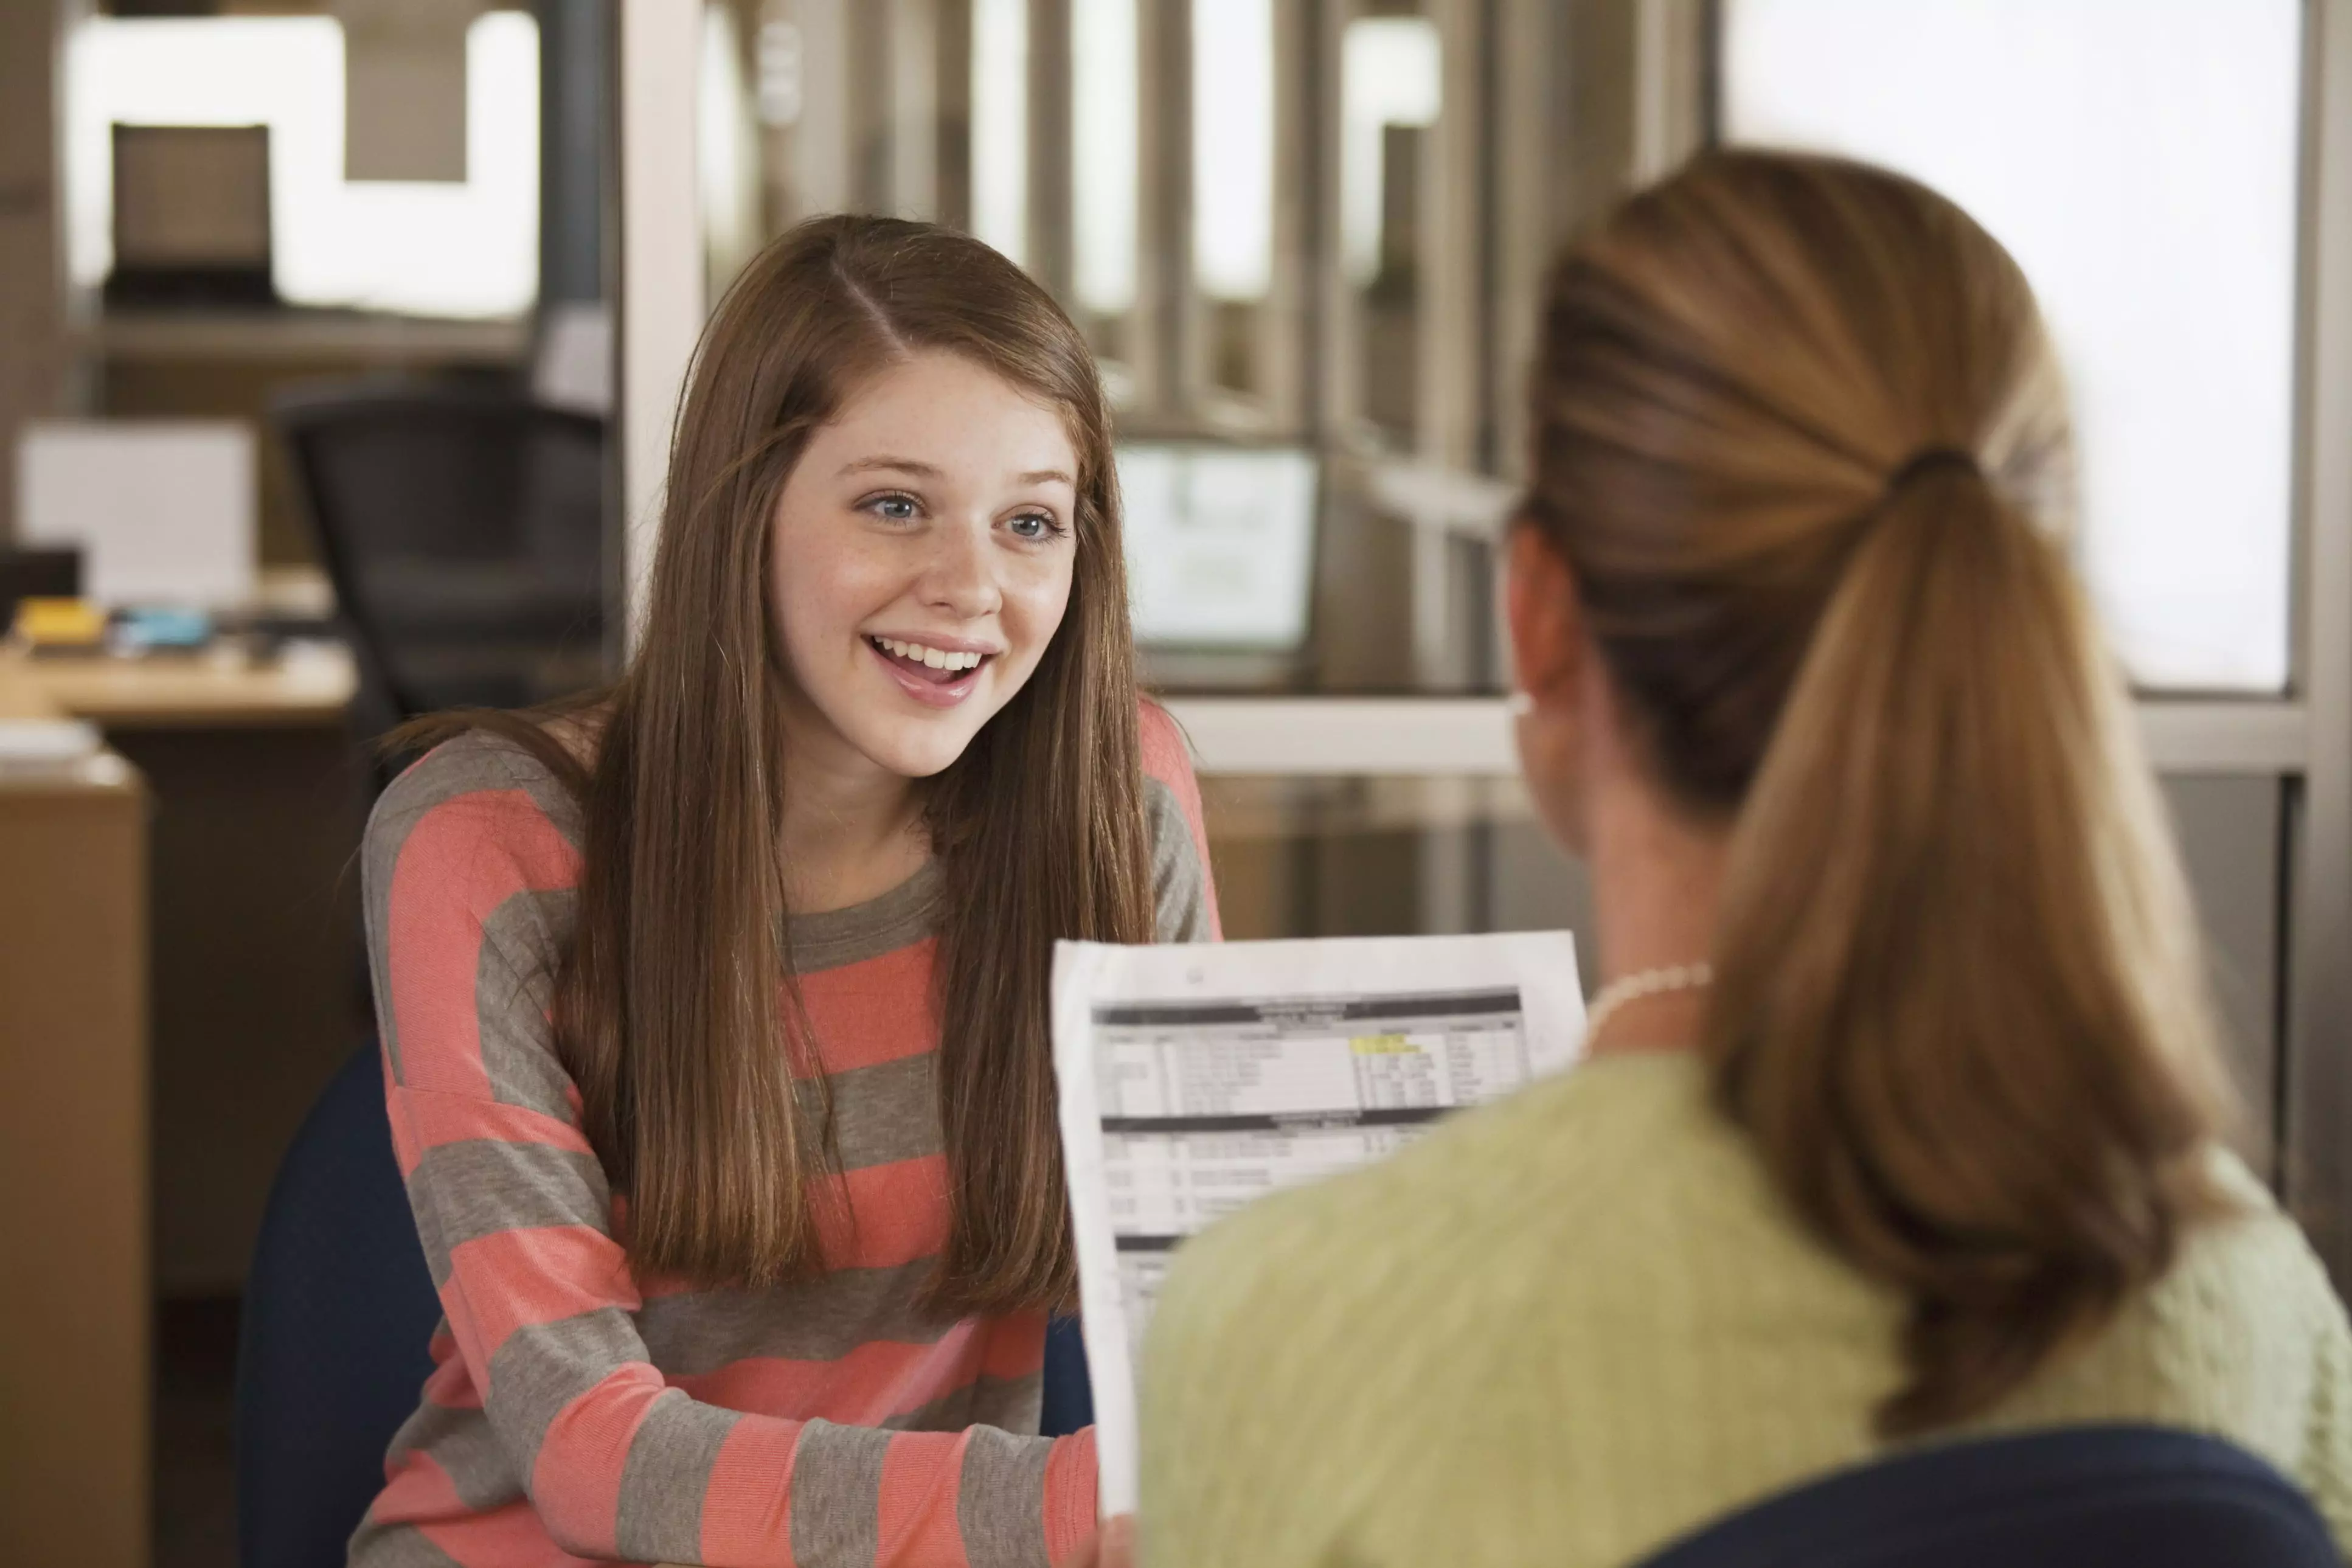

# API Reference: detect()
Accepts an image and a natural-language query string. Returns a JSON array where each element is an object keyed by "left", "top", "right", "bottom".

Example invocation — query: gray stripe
[
  {"left": 636, "top": 1259, "right": 956, "bottom": 1376},
  {"left": 881, "top": 1372, "right": 1044, "bottom": 1436},
  {"left": 408, "top": 1140, "right": 610, "bottom": 1286},
  {"left": 787, "top": 861, "right": 943, "bottom": 973},
  {"left": 384, "top": 1398, "right": 521, "bottom": 1511},
  {"left": 614, "top": 1394, "right": 739, "bottom": 1562},
  {"left": 348, "top": 1521, "right": 471, "bottom": 1568},
  {"left": 473, "top": 890, "right": 582, "bottom": 1119},
  {"left": 1145, "top": 777, "right": 1212, "bottom": 944},
  {"left": 364, "top": 732, "right": 584, "bottom": 1086},
  {"left": 954, "top": 1426, "right": 1054, "bottom": 1568},
  {"left": 828, "top": 1052, "right": 942, "bottom": 1172},
  {"left": 482, "top": 1308, "right": 647, "bottom": 1468},
  {"left": 788, "top": 1420, "right": 894, "bottom": 1568}
]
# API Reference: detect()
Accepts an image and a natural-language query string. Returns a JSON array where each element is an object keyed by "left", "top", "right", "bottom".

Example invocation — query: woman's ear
[{"left": 1506, "top": 523, "right": 1585, "bottom": 710}]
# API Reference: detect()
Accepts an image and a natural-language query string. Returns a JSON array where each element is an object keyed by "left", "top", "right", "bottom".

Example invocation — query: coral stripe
[
  {"left": 979, "top": 1313, "right": 1047, "bottom": 1381},
  {"left": 373, "top": 1447, "right": 467, "bottom": 1522},
  {"left": 798, "top": 941, "right": 943, "bottom": 1072},
  {"left": 1041, "top": 1429, "right": 1101, "bottom": 1568},
  {"left": 701, "top": 1418, "right": 803, "bottom": 1566},
  {"left": 418, "top": 1500, "right": 607, "bottom": 1568},
  {"left": 817, "top": 1155, "right": 954, "bottom": 1271},
  {"left": 1140, "top": 702, "right": 1221, "bottom": 940},
  {"left": 386, "top": 792, "right": 581, "bottom": 1098},
  {"left": 673, "top": 1325, "right": 983, "bottom": 1424},
  {"left": 530, "top": 1369, "right": 668, "bottom": 1556},
  {"left": 446, "top": 1225, "right": 638, "bottom": 1362},
  {"left": 876, "top": 1429, "right": 972, "bottom": 1567}
]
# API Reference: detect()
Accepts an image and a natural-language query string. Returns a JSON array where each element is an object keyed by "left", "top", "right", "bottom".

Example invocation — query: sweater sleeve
[
  {"left": 1138, "top": 700, "right": 1220, "bottom": 944},
  {"left": 363, "top": 740, "right": 1097, "bottom": 1568},
  {"left": 2302, "top": 1285, "right": 2352, "bottom": 1553}
]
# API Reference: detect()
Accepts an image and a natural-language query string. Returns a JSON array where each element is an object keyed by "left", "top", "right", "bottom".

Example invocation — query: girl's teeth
[{"left": 874, "top": 636, "right": 983, "bottom": 673}]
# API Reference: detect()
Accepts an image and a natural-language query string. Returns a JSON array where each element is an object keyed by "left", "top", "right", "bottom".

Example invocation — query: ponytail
[
  {"left": 1528, "top": 150, "right": 2236, "bottom": 1437},
  {"left": 1708, "top": 460, "right": 2229, "bottom": 1434}
]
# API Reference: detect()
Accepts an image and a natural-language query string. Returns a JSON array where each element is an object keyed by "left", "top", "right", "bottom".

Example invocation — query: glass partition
[{"left": 1721, "top": 0, "right": 2305, "bottom": 693}]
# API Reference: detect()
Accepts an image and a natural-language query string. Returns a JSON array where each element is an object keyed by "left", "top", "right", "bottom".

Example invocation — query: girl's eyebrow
[
  {"left": 838, "top": 455, "right": 942, "bottom": 479},
  {"left": 836, "top": 456, "right": 1073, "bottom": 488}
]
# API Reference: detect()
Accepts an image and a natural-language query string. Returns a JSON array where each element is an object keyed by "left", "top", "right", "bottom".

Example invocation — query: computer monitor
[
  {"left": 106, "top": 123, "right": 276, "bottom": 308},
  {"left": 1116, "top": 443, "right": 1319, "bottom": 654}
]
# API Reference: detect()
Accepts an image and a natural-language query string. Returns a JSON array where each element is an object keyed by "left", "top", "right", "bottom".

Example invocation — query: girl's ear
[{"left": 1506, "top": 523, "right": 1587, "bottom": 712}]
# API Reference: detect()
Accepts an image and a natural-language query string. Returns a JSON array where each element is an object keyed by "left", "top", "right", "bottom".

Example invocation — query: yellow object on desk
[{"left": 12, "top": 595, "right": 107, "bottom": 648}]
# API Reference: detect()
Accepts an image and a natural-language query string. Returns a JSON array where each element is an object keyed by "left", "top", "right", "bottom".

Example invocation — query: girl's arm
[
  {"left": 1139, "top": 701, "right": 1219, "bottom": 944},
  {"left": 363, "top": 746, "right": 1095, "bottom": 1568}
]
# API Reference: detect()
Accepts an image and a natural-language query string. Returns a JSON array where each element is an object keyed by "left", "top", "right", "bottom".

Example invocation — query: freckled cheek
[
  {"left": 998, "top": 559, "right": 1077, "bottom": 667},
  {"left": 775, "top": 545, "right": 902, "bottom": 660}
]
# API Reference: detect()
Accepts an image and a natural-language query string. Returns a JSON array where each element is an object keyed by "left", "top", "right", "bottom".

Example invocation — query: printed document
[{"left": 1051, "top": 931, "right": 1585, "bottom": 1513}]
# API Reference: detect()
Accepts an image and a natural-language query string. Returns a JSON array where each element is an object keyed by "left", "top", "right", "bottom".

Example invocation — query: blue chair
[
  {"left": 1635, "top": 1423, "right": 2339, "bottom": 1568},
  {"left": 1040, "top": 1316, "right": 1095, "bottom": 1438},
  {"left": 235, "top": 1044, "right": 440, "bottom": 1568}
]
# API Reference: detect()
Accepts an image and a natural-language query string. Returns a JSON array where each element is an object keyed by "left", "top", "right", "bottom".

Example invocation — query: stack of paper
[{"left": 1052, "top": 931, "right": 1585, "bottom": 1512}]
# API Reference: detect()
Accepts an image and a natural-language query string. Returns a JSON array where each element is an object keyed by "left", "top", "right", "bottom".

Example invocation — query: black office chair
[
  {"left": 271, "top": 378, "right": 609, "bottom": 743},
  {"left": 235, "top": 1044, "right": 440, "bottom": 1568},
  {"left": 1634, "top": 1423, "right": 2339, "bottom": 1568}
]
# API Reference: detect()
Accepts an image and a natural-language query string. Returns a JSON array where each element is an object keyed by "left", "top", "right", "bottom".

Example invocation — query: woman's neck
[
  {"left": 775, "top": 720, "right": 930, "bottom": 917},
  {"left": 1582, "top": 767, "right": 1728, "bottom": 1055}
]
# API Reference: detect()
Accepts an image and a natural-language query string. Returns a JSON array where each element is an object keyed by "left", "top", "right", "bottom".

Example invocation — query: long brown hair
[
  {"left": 403, "top": 216, "right": 1155, "bottom": 1312},
  {"left": 1522, "top": 151, "right": 2235, "bottom": 1434}
]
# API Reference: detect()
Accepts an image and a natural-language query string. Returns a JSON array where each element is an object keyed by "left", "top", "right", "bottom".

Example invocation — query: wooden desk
[
  {"left": 3, "top": 643, "right": 369, "bottom": 1293},
  {"left": 0, "top": 642, "right": 357, "bottom": 728},
  {"left": 0, "top": 707, "right": 150, "bottom": 1568}
]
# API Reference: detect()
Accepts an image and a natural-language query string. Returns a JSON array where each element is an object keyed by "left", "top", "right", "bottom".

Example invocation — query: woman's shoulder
[
  {"left": 1155, "top": 1055, "right": 1732, "bottom": 1362},
  {"left": 2144, "top": 1150, "right": 2350, "bottom": 1345},
  {"left": 1136, "top": 697, "right": 1218, "bottom": 942},
  {"left": 1137, "top": 696, "right": 1195, "bottom": 788},
  {"left": 364, "top": 727, "right": 589, "bottom": 902}
]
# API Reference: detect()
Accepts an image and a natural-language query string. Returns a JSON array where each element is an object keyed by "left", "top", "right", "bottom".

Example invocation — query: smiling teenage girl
[{"left": 351, "top": 218, "right": 1216, "bottom": 1568}]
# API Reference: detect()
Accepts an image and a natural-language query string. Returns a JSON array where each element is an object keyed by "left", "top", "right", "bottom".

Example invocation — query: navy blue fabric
[
  {"left": 1636, "top": 1424, "right": 2338, "bottom": 1568},
  {"left": 235, "top": 1044, "right": 440, "bottom": 1568},
  {"left": 1040, "top": 1315, "right": 1095, "bottom": 1438}
]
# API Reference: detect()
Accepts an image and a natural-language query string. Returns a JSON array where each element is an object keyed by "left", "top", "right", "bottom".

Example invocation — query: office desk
[
  {"left": 1, "top": 644, "right": 369, "bottom": 1293},
  {"left": 0, "top": 702, "right": 151, "bottom": 1568},
  {"left": 0, "top": 642, "right": 357, "bottom": 726}
]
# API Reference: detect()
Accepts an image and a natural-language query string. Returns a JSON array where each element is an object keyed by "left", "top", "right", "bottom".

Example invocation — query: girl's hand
[{"left": 1058, "top": 1514, "right": 1136, "bottom": 1568}]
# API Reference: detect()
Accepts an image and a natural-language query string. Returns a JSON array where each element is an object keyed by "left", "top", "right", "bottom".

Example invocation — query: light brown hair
[
  {"left": 402, "top": 215, "right": 1155, "bottom": 1312},
  {"left": 1521, "top": 150, "right": 2235, "bottom": 1434}
]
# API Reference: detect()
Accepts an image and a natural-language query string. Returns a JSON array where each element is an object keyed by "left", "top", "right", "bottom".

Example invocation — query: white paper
[
  {"left": 1052, "top": 931, "right": 1584, "bottom": 1515},
  {"left": 18, "top": 420, "right": 256, "bottom": 609}
]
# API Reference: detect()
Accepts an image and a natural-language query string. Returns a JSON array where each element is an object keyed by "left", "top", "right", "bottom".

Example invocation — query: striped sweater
[{"left": 353, "top": 701, "right": 1218, "bottom": 1568}]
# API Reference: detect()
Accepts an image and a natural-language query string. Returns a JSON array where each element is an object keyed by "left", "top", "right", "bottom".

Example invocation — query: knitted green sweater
[{"left": 1140, "top": 1052, "right": 2352, "bottom": 1567}]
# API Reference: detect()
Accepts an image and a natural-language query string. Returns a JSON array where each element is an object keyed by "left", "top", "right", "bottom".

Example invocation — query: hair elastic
[{"left": 1885, "top": 445, "right": 1982, "bottom": 494}]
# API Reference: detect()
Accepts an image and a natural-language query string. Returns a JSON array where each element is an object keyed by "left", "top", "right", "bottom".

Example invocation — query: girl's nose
[{"left": 916, "top": 519, "right": 1004, "bottom": 619}]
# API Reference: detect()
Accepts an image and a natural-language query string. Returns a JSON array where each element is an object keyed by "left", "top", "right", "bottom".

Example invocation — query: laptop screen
[{"left": 1117, "top": 444, "right": 1317, "bottom": 652}]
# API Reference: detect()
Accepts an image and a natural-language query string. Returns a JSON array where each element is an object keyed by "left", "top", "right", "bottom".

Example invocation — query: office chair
[
  {"left": 235, "top": 1044, "right": 440, "bottom": 1568},
  {"left": 1040, "top": 1316, "right": 1095, "bottom": 1438},
  {"left": 1634, "top": 1423, "right": 2339, "bottom": 1568},
  {"left": 271, "top": 378, "right": 608, "bottom": 744}
]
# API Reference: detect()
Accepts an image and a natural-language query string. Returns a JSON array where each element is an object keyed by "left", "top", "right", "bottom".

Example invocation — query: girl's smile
[{"left": 767, "top": 349, "right": 1079, "bottom": 778}]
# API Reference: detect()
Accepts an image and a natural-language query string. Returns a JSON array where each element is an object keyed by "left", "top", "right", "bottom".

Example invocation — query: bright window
[
  {"left": 1073, "top": 0, "right": 1140, "bottom": 315},
  {"left": 66, "top": 12, "right": 538, "bottom": 321},
  {"left": 971, "top": 0, "right": 1029, "bottom": 268},
  {"left": 1721, "top": 0, "right": 2303, "bottom": 692},
  {"left": 1342, "top": 18, "right": 1440, "bottom": 286},
  {"left": 1193, "top": 0, "right": 1275, "bottom": 302}
]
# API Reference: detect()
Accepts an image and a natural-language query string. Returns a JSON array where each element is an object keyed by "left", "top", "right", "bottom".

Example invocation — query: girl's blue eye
[
  {"left": 869, "top": 493, "right": 918, "bottom": 522},
  {"left": 1008, "top": 512, "right": 1063, "bottom": 541}
]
